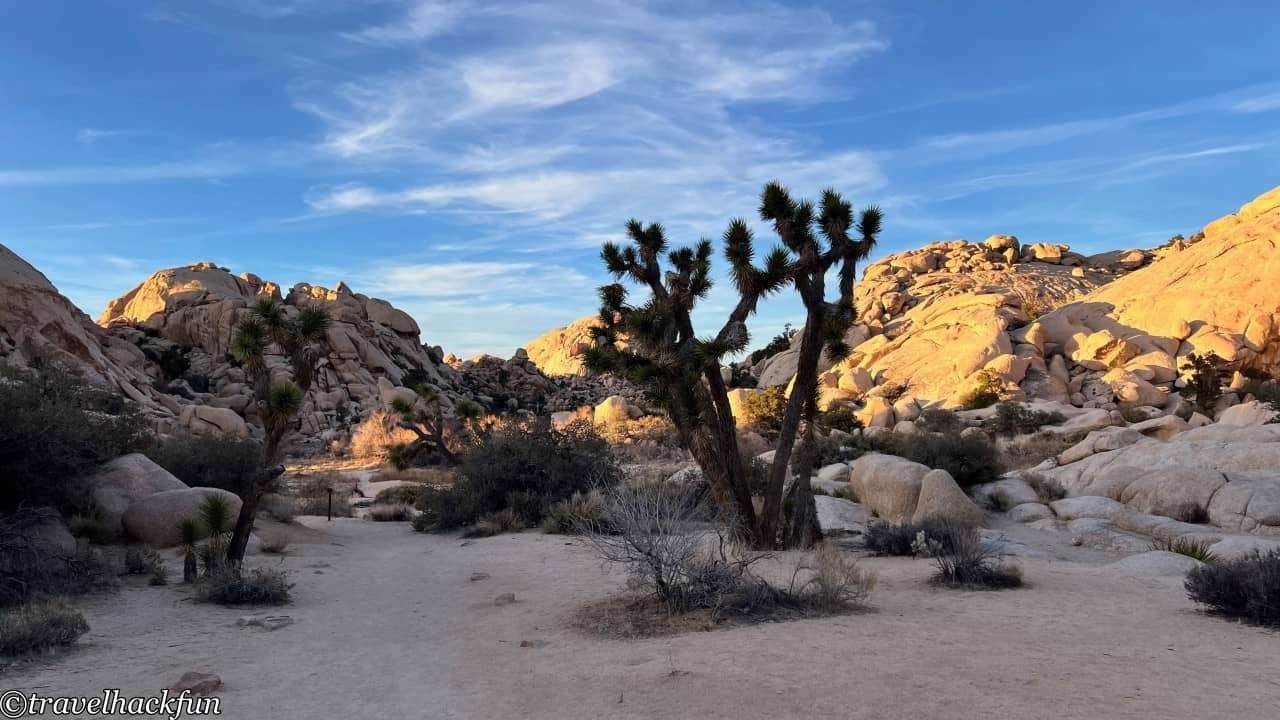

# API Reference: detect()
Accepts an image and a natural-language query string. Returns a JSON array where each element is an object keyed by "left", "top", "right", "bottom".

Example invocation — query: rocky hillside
[
  {"left": 1, "top": 243, "right": 161, "bottom": 409},
  {"left": 745, "top": 185, "right": 1280, "bottom": 427},
  {"left": 94, "top": 262, "right": 459, "bottom": 439},
  {"left": 1, "top": 247, "right": 632, "bottom": 446}
]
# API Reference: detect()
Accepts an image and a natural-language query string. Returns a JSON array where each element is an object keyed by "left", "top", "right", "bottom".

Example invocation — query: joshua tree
[
  {"left": 585, "top": 182, "right": 881, "bottom": 549},
  {"left": 225, "top": 298, "right": 330, "bottom": 563},
  {"left": 390, "top": 384, "right": 485, "bottom": 467},
  {"left": 757, "top": 184, "right": 881, "bottom": 547},
  {"left": 198, "top": 493, "right": 235, "bottom": 576},
  {"left": 178, "top": 517, "right": 201, "bottom": 583}
]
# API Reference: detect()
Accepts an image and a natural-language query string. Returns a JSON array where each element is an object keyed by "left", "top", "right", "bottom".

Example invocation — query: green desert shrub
[
  {"left": 985, "top": 402, "right": 1065, "bottom": 437},
  {"left": 1185, "top": 550, "right": 1280, "bottom": 626},
  {"left": 414, "top": 419, "right": 620, "bottom": 532},
  {"left": 899, "top": 431, "right": 1003, "bottom": 488},
  {"left": 957, "top": 370, "right": 1004, "bottom": 410},
  {"left": 146, "top": 434, "right": 263, "bottom": 498},
  {"left": 0, "top": 600, "right": 89, "bottom": 655},
  {"left": 1152, "top": 536, "right": 1217, "bottom": 563},
  {"left": 818, "top": 405, "right": 864, "bottom": 434},
  {"left": 0, "top": 364, "right": 148, "bottom": 512},
  {"left": 1181, "top": 352, "right": 1225, "bottom": 416},
  {"left": 196, "top": 566, "right": 292, "bottom": 605},
  {"left": 863, "top": 522, "right": 920, "bottom": 556},
  {"left": 739, "top": 386, "right": 789, "bottom": 437},
  {"left": 373, "top": 484, "right": 425, "bottom": 506},
  {"left": 915, "top": 407, "right": 962, "bottom": 435}
]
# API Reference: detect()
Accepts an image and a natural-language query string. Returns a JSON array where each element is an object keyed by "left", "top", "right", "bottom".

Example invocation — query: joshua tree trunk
[
  {"left": 183, "top": 552, "right": 199, "bottom": 584},
  {"left": 226, "top": 462, "right": 284, "bottom": 563},
  {"left": 759, "top": 301, "right": 826, "bottom": 547}
]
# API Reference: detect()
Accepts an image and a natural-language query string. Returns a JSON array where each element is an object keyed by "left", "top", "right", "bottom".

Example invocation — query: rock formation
[
  {"left": 98, "top": 261, "right": 459, "bottom": 440},
  {"left": 0, "top": 244, "right": 156, "bottom": 403},
  {"left": 525, "top": 315, "right": 603, "bottom": 377},
  {"left": 743, "top": 185, "right": 1280, "bottom": 429}
]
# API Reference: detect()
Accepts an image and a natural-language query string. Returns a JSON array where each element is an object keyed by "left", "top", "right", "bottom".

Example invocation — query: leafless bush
[
  {"left": 293, "top": 473, "right": 355, "bottom": 517},
  {"left": 573, "top": 481, "right": 764, "bottom": 616}
]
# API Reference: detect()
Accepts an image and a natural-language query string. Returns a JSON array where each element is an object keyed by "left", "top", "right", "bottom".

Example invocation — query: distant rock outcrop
[
  {"left": 525, "top": 315, "right": 603, "bottom": 377},
  {"left": 99, "top": 261, "right": 458, "bottom": 439}
]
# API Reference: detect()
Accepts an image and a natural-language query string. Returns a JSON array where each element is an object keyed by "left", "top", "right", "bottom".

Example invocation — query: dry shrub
[
  {"left": 925, "top": 525, "right": 1023, "bottom": 589},
  {"left": 464, "top": 508, "right": 526, "bottom": 538},
  {"left": 1185, "top": 550, "right": 1280, "bottom": 626},
  {"left": 542, "top": 490, "right": 608, "bottom": 534},
  {"left": 293, "top": 472, "right": 356, "bottom": 517},
  {"left": 196, "top": 566, "right": 292, "bottom": 605},
  {"left": 864, "top": 521, "right": 920, "bottom": 556},
  {"left": 788, "top": 542, "right": 876, "bottom": 611},
  {"left": 259, "top": 493, "right": 298, "bottom": 523},
  {"left": 373, "top": 484, "right": 425, "bottom": 506},
  {"left": 1023, "top": 472, "right": 1067, "bottom": 504},
  {"left": 368, "top": 502, "right": 412, "bottom": 517},
  {"left": 1, "top": 508, "right": 111, "bottom": 607},
  {"left": 350, "top": 410, "right": 416, "bottom": 460},
  {"left": 1001, "top": 432, "right": 1075, "bottom": 470},
  {"left": 0, "top": 600, "right": 89, "bottom": 655},
  {"left": 370, "top": 467, "right": 454, "bottom": 486},
  {"left": 259, "top": 532, "right": 291, "bottom": 555}
]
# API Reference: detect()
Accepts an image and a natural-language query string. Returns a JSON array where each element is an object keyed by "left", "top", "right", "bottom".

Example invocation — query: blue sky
[{"left": 2, "top": 1, "right": 1278, "bottom": 357}]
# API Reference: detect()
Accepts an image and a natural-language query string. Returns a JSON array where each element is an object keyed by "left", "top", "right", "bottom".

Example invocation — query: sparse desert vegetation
[{"left": 3, "top": 11, "right": 1280, "bottom": 713}]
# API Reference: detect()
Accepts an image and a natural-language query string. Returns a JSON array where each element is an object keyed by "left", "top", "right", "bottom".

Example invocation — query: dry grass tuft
[{"left": 350, "top": 410, "right": 417, "bottom": 460}]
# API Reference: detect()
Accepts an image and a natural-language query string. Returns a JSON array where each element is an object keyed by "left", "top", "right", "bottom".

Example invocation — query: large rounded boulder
[
  {"left": 122, "top": 488, "right": 242, "bottom": 547},
  {"left": 85, "top": 453, "right": 189, "bottom": 541}
]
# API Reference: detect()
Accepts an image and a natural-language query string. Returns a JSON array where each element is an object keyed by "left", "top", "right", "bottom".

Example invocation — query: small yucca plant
[{"left": 198, "top": 494, "right": 234, "bottom": 576}]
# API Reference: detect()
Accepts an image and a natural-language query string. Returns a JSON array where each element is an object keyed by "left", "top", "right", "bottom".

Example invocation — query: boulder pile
[{"left": 738, "top": 185, "right": 1280, "bottom": 431}]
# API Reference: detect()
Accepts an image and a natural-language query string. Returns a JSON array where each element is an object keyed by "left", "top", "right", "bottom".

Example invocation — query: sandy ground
[{"left": 6, "top": 518, "right": 1277, "bottom": 720}]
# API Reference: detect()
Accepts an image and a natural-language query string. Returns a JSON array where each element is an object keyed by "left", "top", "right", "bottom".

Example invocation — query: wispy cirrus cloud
[
  {"left": 76, "top": 128, "right": 132, "bottom": 145},
  {"left": 0, "top": 161, "right": 240, "bottom": 187}
]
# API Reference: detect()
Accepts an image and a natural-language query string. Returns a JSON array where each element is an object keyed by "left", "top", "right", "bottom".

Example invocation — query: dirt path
[{"left": 7, "top": 519, "right": 1275, "bottom": 719}]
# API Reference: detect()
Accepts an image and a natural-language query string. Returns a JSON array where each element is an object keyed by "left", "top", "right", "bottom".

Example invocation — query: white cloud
[
  {"left": 456, "top": 43, "right": 620, "bottom": 116},
  {"left": 341, "top": 1, "right": 469, "bottom": 44},
  {"left": 0, "top": 162, "right": 238, "bottom": 187},
  {"left": 1232, "top": 92, "right": 1280, "bottom": 114},
  {"left": 76, "top": 128, "right": 131, "bottom": 145}
]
